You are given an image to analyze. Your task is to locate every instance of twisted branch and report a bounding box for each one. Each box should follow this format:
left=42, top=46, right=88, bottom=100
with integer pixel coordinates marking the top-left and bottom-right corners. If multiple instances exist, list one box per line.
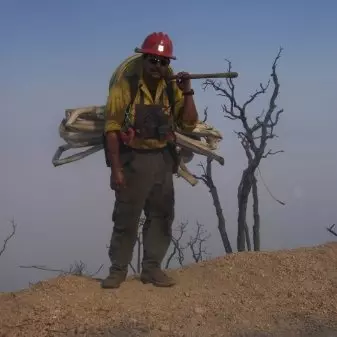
left=0, top=219, right=17, bottom=257
left=327, top=224, right=337, bottom=237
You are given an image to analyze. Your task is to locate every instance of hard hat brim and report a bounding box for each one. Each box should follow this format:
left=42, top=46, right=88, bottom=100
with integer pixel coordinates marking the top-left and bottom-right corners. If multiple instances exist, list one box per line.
left=134, top=47, right=176, bottom=60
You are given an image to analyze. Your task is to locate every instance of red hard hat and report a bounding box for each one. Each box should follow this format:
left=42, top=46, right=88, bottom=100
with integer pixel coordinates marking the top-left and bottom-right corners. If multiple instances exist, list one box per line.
left=135, top=32, right=176, bottom=60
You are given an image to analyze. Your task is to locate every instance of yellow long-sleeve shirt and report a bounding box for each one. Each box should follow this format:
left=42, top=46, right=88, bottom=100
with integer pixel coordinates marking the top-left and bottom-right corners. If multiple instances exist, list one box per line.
left=104, top=55, right=197, bottom=150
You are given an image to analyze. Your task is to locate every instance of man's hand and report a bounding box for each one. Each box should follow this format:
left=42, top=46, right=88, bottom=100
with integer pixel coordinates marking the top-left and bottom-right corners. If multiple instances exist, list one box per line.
left=175, top=72, right=198, bottom=127
left=110, top=167, right=126, bottom=190
left=176, top=72, right=192, bottom=92
left=105, top=131, right=126, bottom=190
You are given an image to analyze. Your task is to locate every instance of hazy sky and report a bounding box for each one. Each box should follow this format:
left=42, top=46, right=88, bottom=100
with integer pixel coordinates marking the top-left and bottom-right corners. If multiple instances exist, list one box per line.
left=1, top=0, right=337, bottom=292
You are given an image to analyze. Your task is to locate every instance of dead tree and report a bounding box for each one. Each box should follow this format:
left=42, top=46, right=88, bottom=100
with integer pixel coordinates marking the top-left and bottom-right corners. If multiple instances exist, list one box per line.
left=165, top=221, right=188, bottom=268
left=0, top=219, right=17, bottom=258
left=327, top=224, right=337, bottom=237
left=132, top=219, right=210, bottom=272
left=128, top=216, right=183, bottom=273
left=203, top=47, right=285, bottom=252
left=129, top=218, right=211, bottom=273
left=187, top=221, right=211, bottom=262
left=194, top=159, right=233, bottom=254
left=193, top=109, right=232, bottom=254
left=105, top=217, right=210, bottom=274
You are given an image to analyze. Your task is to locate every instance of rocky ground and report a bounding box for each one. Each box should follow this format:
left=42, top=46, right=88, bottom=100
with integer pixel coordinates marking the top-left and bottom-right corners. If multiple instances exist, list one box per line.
left=0, top=242, right=337, bottom=337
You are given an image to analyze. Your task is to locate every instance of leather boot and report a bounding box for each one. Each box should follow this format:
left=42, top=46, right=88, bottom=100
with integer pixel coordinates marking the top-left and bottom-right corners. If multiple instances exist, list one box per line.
left=140, top=268, right=176, bottom=287
left=101, top=269, right=127, bottom=289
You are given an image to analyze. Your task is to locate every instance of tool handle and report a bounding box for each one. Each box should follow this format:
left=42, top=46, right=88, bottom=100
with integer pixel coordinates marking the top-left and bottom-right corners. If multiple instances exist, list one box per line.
left=168, top=72, right=238, bottom=80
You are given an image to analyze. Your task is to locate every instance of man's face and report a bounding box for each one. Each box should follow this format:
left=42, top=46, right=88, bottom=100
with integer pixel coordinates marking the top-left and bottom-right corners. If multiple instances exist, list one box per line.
left=143, top=54, right=170, bottom=79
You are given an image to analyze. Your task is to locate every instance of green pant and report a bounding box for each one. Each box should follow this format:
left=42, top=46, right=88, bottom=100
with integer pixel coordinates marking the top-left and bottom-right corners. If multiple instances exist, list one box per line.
left=108, top=147, right=175, bottom=272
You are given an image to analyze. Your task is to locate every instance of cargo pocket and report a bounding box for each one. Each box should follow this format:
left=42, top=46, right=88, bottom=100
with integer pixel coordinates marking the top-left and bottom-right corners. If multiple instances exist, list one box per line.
left=164, top=144, right=179, bottom=174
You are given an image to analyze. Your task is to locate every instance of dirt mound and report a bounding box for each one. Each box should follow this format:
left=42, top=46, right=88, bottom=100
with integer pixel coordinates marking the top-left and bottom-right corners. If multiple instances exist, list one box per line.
left=1, top=242, right=337, bottom=337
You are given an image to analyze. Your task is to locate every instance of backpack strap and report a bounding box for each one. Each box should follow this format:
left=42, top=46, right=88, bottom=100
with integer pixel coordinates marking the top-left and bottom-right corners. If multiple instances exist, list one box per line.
left=128, top=74, right=140, bottom=111
left=165, top=79, right=175, bottom=109
left=122, top=74, right=140, bottom=130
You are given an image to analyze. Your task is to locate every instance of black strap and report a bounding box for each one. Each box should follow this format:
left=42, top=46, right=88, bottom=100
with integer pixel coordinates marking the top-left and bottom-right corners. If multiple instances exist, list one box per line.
left=166, top=79, right=175, bottom=109
left=128, top=74, right=140, bottom=108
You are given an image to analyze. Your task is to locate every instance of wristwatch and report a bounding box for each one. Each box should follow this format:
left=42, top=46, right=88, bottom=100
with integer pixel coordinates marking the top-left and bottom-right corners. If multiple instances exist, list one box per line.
left=183, top=89, right=194, bottom=96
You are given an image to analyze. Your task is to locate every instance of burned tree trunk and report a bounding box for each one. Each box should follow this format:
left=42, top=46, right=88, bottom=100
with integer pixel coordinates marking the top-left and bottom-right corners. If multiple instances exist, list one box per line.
left=244, top=221, right=252, bottom=251
left=252, top=174, right=260, bottom=251
left=237, top=168, right=252, bottom=251
left=206, top=158, right=233, bottom=254
left=195, top=158, right=233, bottom=254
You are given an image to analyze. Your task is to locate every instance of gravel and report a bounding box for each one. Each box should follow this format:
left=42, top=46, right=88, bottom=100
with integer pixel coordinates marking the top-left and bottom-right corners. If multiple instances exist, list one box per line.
left=1, top=242, right=336, bottom=337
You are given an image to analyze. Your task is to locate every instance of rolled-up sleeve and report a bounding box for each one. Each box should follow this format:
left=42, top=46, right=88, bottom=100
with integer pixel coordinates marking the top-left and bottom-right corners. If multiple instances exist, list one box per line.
left=104, top=79, right=130, bottom=134
left=172, top=82, right=197, bottom=132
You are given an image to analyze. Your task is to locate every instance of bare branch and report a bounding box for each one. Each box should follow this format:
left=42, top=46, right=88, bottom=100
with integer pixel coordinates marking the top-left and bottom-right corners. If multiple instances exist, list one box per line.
left=20, top=265, right=66, bottom=274
left=128, top=263, right=136, bottom=274
left=187, top=221, right=211, bottom=263
left=20, top=261, right=104, bottom=277
left=0, top=219, right=17, bottom=257
left=259, top=47, right=284, bottom=154
left=193, top=162, right=209, bottom=186
left=242, top=80, right=270, bottom=110
left=262, top=149, right=284, bottom=158
left=88, top=264, right=104, bottom=277
left=202, top=60, right=241, bottom=121
left=203, top=107, right=208, bottom=122
left=257, top=167, right=286, bottom=206
left=165, top=221, right=188, bottom=269
left=327, top=224, right=337, bottom=237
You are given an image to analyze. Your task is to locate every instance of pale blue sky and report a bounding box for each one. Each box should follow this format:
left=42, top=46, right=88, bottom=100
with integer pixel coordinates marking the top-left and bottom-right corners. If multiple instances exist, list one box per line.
left=1, top=0, right=337, bottom=292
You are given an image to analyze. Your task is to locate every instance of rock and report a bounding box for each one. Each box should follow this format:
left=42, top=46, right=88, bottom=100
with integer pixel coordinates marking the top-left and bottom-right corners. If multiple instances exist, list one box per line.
left=194, top=306, right=205, bottom=315
left=159, top=324, right=170, bottom=332
left=77, top=326, right=86, bottom=334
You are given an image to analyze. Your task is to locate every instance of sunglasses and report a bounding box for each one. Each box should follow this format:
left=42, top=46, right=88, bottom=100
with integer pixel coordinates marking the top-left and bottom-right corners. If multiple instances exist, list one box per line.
left=147, top=56, right=170, bottom=67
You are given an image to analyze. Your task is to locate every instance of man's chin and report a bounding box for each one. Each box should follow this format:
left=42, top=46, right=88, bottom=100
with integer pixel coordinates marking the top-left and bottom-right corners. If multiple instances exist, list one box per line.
left=150, top=72, right=162, bottom=79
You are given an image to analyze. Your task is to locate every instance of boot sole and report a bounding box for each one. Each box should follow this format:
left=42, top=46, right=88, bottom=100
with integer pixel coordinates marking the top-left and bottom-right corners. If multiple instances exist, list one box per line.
left=140, top=278, right=176, bottom=287
left=100, top=279, right=124, bottom=289
left=101, top=284, right=121, bottom=289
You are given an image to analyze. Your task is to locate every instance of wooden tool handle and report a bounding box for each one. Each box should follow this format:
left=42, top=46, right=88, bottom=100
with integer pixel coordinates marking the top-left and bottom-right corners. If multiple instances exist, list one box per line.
left=168, top=72, right=238, bottom=80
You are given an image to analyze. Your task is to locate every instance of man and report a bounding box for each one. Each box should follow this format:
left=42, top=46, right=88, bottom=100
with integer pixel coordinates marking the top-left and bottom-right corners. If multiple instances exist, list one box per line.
left=101, top=32, right=198, bottom=289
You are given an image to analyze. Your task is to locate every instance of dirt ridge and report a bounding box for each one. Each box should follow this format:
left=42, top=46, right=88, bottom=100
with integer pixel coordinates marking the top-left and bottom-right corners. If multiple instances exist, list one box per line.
left=1, top=242, right=337, bottom=337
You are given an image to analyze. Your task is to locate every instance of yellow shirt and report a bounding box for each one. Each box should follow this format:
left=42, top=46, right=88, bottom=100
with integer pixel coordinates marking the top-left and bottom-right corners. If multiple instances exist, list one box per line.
left=104, top=55, right=197, bottom=150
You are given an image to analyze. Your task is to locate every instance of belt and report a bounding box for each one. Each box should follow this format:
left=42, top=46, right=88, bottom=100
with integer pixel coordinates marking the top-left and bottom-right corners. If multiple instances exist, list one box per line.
left=128, top=146, right=169, bottom=154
